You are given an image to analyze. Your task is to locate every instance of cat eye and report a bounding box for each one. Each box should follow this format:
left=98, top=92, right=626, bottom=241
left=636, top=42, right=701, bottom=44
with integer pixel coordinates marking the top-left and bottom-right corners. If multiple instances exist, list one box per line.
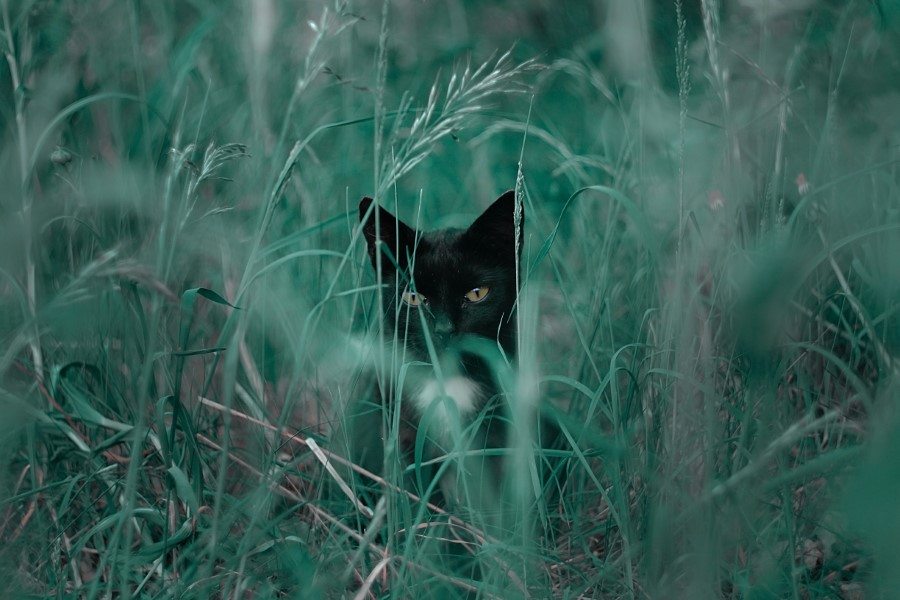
left=401, top=290, right=426, bottom=307
left=464, top=287, right=490, bottom=303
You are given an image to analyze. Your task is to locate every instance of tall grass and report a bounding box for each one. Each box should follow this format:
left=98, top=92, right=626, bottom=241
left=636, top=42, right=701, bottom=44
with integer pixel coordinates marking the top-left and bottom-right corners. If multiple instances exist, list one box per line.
left=1, top=0, right=898, bottom=597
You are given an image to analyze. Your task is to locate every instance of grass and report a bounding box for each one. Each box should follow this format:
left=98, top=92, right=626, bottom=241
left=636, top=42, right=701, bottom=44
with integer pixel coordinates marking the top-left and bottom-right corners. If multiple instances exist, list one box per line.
left=1, top=0, right=899, bottom=597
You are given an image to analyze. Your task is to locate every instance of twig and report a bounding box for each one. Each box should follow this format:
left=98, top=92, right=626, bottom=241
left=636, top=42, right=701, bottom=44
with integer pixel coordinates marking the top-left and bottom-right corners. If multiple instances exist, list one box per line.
left=198, top=396, right=529, bottom=595
left=193, top=432, right=482, bottom=596
left=352, top=557, right=391, bottom=600
left=197, top=396, right=490, bottom=542
left=306, top=437, right=373, bottom=518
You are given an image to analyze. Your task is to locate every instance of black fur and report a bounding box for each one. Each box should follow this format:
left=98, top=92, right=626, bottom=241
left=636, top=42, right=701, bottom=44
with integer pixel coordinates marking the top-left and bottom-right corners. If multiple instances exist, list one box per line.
left=350, top=191, right=525, bottom=508
left=359, top=190, right=522, bottom=368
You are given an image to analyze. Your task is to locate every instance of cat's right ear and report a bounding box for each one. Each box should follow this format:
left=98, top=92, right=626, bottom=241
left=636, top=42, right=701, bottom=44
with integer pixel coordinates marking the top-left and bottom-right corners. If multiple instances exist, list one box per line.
left=359, top=197, right=416, bottom=273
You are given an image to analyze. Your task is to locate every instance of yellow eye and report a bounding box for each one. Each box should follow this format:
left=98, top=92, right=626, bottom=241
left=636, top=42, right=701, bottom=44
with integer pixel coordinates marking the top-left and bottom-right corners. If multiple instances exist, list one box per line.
left=464, top=287, right=490, bottom=303
left=402, top=290, right=425, bottom=306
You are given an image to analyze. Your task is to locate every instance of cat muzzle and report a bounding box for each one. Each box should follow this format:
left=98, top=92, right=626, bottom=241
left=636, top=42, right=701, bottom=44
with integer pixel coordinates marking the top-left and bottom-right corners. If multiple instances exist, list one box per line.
left=431, top=314, right=454, bottom=347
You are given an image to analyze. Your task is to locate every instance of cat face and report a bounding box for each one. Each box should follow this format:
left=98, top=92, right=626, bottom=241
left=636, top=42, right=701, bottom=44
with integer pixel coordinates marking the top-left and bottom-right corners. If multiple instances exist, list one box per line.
left=359, top=191, right=522, bottom=363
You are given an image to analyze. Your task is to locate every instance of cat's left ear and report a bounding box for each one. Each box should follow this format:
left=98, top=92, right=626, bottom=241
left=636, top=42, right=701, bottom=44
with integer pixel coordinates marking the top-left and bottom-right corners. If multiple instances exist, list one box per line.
left=465, top=190, right=523, bottom=260
left=359, top=196, right=417, bottom=273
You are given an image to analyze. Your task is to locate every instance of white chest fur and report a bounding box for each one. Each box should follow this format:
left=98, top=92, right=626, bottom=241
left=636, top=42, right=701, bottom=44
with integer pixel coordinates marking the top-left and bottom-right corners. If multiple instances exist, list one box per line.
left=412, top=376, right=481, bottom=431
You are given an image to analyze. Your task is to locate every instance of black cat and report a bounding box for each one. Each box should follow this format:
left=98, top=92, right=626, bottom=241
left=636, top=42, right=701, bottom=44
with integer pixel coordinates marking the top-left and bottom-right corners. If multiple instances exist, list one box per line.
left=353, top=190, right=523, bottom=511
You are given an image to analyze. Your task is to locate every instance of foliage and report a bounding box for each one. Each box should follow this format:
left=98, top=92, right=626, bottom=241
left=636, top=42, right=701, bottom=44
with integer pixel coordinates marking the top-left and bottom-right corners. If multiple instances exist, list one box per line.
left=0, top=0, right=898, bottom=597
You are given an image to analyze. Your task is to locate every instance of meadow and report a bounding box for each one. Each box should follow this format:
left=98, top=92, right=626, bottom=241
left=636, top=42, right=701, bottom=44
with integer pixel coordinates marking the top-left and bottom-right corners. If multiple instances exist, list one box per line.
left=1, top=0, right=899, bottom=597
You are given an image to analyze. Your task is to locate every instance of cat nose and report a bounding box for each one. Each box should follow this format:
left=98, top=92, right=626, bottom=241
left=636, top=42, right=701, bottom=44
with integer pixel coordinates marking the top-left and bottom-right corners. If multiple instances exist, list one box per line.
left=433, top=314, right=453, bottom=340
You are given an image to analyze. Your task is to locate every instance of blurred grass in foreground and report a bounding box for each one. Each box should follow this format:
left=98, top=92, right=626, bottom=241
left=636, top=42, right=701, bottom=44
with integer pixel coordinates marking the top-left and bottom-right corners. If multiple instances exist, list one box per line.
left=1, top=0, right=899, bottom=597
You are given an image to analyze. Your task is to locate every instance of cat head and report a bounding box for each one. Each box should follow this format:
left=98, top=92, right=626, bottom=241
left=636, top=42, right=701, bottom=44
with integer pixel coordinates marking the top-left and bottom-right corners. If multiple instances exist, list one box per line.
left=359, top=190, right=523, bottom=359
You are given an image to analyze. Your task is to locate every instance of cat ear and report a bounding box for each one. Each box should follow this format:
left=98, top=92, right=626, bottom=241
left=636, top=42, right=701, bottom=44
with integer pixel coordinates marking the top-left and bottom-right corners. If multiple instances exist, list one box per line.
left=359, top=197, right=417, bottom=272
left=465, top=190, right=523, bottom=260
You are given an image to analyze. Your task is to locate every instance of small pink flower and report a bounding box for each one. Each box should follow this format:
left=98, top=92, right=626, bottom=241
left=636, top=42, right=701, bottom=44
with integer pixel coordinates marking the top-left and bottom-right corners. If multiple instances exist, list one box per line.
left=796, top=172, right=810, bottom=195
left=708, top=189, right=725, bottom=211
